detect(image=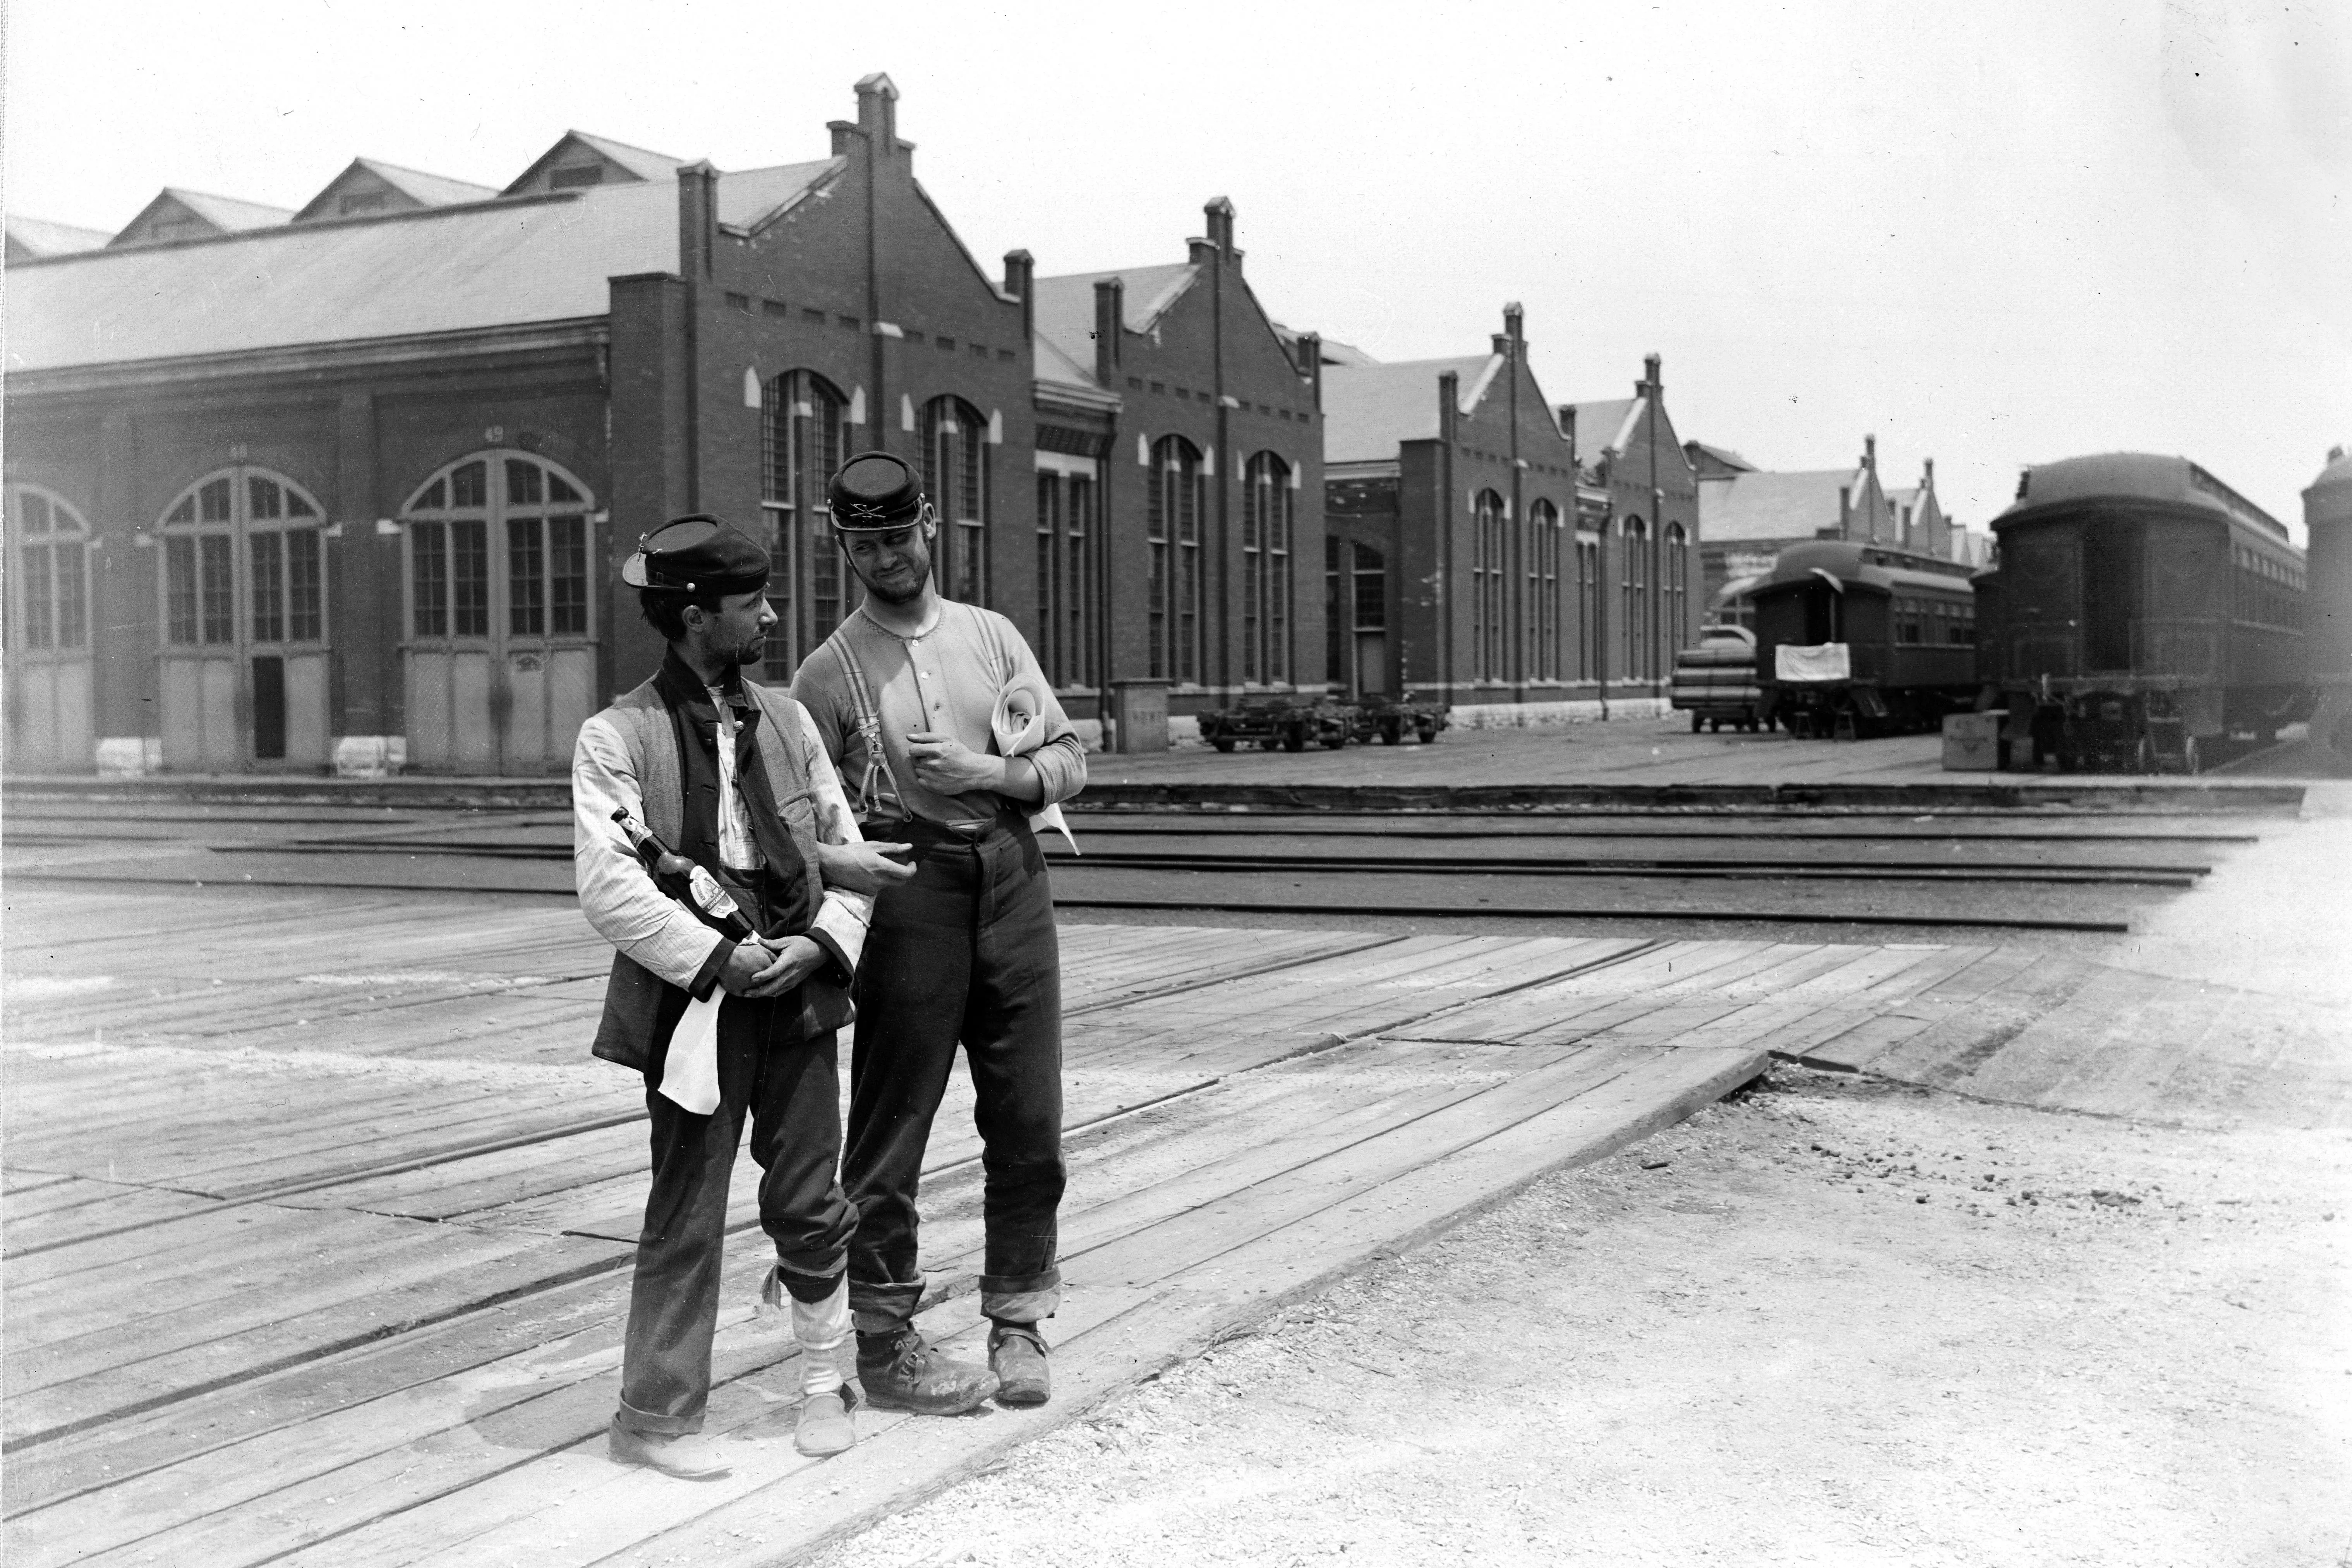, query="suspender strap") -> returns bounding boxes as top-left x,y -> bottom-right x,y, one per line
819,621 -> 902,820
